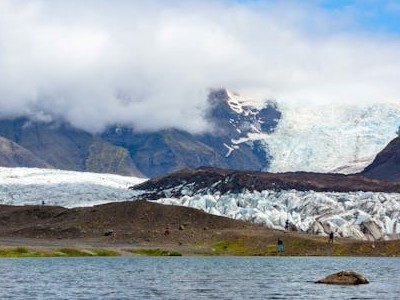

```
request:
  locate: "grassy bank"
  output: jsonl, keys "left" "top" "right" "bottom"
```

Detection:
{"left": 207, "top": 236, "right": 400, "bottom": 257}
{"left": 0, "top": 247, "right": 119, "bottom": 258}
{"left": 1, "top": 235, "right": 399, "bottom": 257}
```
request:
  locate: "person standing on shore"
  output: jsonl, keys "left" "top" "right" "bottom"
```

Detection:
{"left": 285, "top": 219, "right": 289, "bottom": 231}
{"left": 277, "top": 238, "right": 284, "bottom": 253}
{"left": 329, "top": 231, "right": 334, "bottom": 243}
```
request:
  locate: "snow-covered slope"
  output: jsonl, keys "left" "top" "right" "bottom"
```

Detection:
{"left": 222, "top": 90, "right": 400, "bottom": 174}
{"left": 0, "top": 167, "right": 146, "bottom": 207}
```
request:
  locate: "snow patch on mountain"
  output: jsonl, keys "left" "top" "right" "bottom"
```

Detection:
{"left": 225, "top": 90, "right": 265, "bottom": 112}
{"left": 0, "top": 167, "right": 146, "bottom": 207}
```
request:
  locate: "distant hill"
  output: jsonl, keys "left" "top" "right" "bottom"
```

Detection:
{"left": 362, "top": 135, "right": 400, "bottom": 180}
{"left": 0, "top": 200, "right": 248, "bottom": 241}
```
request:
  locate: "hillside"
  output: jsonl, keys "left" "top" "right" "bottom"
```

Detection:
{"left": 362, "top": 135, "right": 400, "bottom": 180}
{"left": 0, "top": 200, "right": 246, "bottom": 241}
{"left": 0, "top": 119, "right": 143, "bottom": 177}
{"left": 0, "top": 136, "right": 52, "bottom": 168}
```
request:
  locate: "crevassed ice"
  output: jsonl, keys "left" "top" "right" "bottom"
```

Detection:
{"left": 263, "top": 102, "right": 400, "bottom": 173}
{"left": 154, "top": 190, "right": 400, "bottom": 240}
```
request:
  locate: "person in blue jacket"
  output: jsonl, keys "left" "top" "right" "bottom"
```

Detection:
{"left": 277, "top": 238, "right": 284, "bottom": 253}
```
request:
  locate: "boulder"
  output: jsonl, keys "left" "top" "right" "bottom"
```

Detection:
{"left": 104, "top": 229, "right": 114, "bottom": 237}
{"left": 316, "top": 271, "right": 369, "bottom": 285}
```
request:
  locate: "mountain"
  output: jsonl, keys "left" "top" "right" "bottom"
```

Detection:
{"left": 101, "top": 89, "right": 279, "bottom": 177}
{"left": 129, "top": 168, "right": 400, "bottom": 241}
{"left": 1, "top": 89, "right": 400, "bottom": 177}
{"left": 0, "top": 89, "right": 279, "bottom": 177}
{"left": 361, "top": 135, "right": 400, "bottom": 180}
{"left": 0, "top": 118, "right": 143, "bottom": 177}
{"left": 0, "top": 136, "right": 52, "bottom": 168}
{"left": 101, "top": 128, "right": 228, "bottom": 178}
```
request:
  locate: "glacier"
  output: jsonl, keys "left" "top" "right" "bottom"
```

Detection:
{"left": 0, "top": 167, "right": 146, "bottom": 208}
{"left": 264, "top": 102, "right": 400, "bottom": 173}
{"left": 224, "top": 90, "right": 400, "bottom": 174}
{"left": 153, "top": 190, "right": 400, "bottom": 241}
{"left": 1, "top": 167, "right": 399, "bottom": 241}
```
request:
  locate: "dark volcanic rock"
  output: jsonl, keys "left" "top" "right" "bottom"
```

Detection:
{"left": 362, "top": 136, "right": 400, "bottom": 181}
{"left": 316, "top": 271, "right": 369, "bottom": 285}
{"left": 130, "top": 167, "right": 400, "bottom": 200}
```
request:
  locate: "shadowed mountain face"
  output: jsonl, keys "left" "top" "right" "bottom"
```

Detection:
{"left": 0, "top": 136, "right": 52, "bottom": 168}
{"left": 101, "top": 90, "right": 280, "bottom": 177}
{"left": 130, "top": 167, "right": 400, "bottom": 200}
{"left": 0, "top": 89, "right": 280, "bottom": 177}
{"left": 0, "top": 119, "right": 143, "bottom": 177}
{"left": 101, "top": 128, "right": 228, "bottom": 178}
{"left": 362, "top": 135, "right": 400, "bottom": 180}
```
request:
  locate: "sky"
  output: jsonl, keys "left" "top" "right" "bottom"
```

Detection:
{"left": 0, "top": 0, "right": 400, "bottom": 133}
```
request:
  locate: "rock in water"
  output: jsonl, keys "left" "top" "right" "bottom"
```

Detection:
{"left": 316, "top": 271, "right": 369, "bottom": 285}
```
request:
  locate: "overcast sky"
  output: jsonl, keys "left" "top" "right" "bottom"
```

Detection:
{"left": 1, "top": 0, "right": 400, "bottom": 133}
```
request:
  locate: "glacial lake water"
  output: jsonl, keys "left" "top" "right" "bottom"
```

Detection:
{"left": 0, "top": 257, "right": 399, "bottom": 299}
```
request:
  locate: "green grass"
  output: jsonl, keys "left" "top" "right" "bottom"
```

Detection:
{"left": 264, "top": 244, "right": 279, "bottom": 255}
{"left": 129, "top": 248, "right": 183, "bottom": 256}
{"left": 212, "top": 241, "right": 249, "bottom": 255}
{"left": 54, "top": 248, "right": 119, "bottom": 257}
{"left": 0, "top": 247, "right": 45, "bottom": 257}
{"left": 334, "top": 244, "right": 348, "bottom": 256}
{"left": 0, "top": 247, "right": 119, "bottom": 258}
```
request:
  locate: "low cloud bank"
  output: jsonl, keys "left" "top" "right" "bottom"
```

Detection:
{"left": 1, "top": 0, "right": 399, "bottom": 133}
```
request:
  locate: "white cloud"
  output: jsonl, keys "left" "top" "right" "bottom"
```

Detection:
{"left": 0, "top": 0, "right": 399, "bottom": 133}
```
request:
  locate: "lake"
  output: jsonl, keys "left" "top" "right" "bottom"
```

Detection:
{"left": 0, "top": 257, "right": 399, "bottom": 299}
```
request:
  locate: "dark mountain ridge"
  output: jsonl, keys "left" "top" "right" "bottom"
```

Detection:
{"left": 130, "top": 167, "right": 400, "bottom": 200}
